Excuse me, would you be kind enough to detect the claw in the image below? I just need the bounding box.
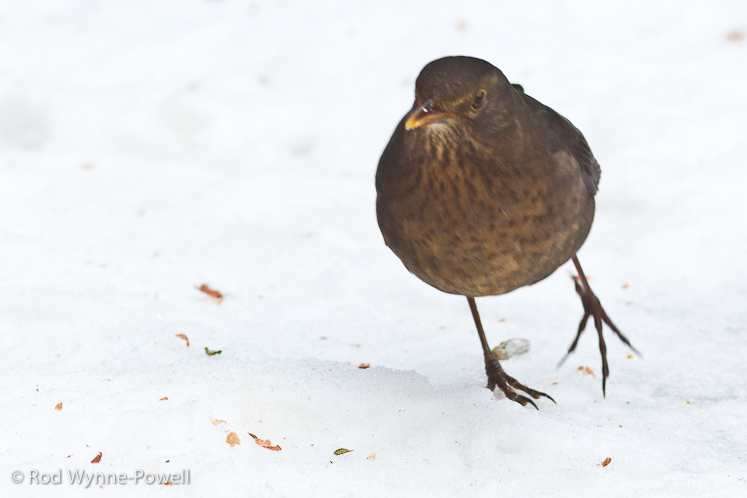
[565,256,639,396]
[485,355,554,409]
[468,296,555,409]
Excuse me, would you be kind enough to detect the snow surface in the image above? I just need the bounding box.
[1,1,746,496]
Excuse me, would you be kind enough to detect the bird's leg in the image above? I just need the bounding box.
[467,297,555,409]
[559,255,640,396]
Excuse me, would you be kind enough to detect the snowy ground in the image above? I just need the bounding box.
[1,1,746,496]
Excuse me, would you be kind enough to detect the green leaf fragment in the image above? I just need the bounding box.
[334,448,353,455]
[205,347,222,356]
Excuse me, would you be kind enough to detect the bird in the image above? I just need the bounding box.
[375,56,637,408]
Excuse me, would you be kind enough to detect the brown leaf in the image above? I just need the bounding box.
[602,457,612,467]
[159,397,168,401]
[334,448,353,455]
[248,433,281,451]
[175,334,190,347]
[358,363,370,369]
[210,418,227,426]
[164,482,173,486]
[196,284,223,302]
[91,452,102,464]
[367,453,376,460]
[55,402,63,411]
[226,432,240,447]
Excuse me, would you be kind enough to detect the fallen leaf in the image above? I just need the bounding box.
[210,418,227,426]
[627,354,634,359]
[91,452,102,464]
[164,482,173,486]
[196,284,223,302]
[602,457,611,467]
[175,334,190,347]
[358,363,370,369]
[334,448,353,455]
[367,454,376,460]
[248,433,281,451]
[55,402,63,411]
[226,432,240,447]
[160,397,168,401]
[205,347,222,356]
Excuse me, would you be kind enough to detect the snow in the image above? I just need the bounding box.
[1,0,746,496]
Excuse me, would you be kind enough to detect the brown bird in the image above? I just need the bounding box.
[375,56,637,408]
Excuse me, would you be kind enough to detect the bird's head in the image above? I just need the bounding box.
[404,56,515,133]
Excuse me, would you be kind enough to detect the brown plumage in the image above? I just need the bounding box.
[376,56,636,407]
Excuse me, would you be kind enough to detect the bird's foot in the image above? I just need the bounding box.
[559,279,640,396]
[485,355,555,409]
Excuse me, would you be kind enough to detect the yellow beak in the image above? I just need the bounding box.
[404,100,456,130]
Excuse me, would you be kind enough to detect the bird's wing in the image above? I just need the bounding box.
[516,91,601,195]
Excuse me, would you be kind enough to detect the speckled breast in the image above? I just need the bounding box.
[376,129,595,297]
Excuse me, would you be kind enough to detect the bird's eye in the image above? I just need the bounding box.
[471,89,487,110]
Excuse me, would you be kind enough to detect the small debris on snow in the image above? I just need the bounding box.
[334,448,353,455]
[196,284,223,303]
[205,347,222,356]
[226,432,240,447]
[248,433,281,451]
[726,29,744,42]
[175,334,190,347]
[91,452,102,464]
[578,366,596,378]
[492,338,530,360]
[55,402,63,411]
